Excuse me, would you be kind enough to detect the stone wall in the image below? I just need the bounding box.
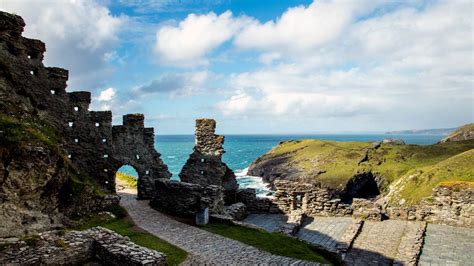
[179,119,238,203]
[150,178,224,217]
[0,11,170,200]
[386,185,474,227]
[0,227,167,265]
[236,188,280,213]
[272,180,352,217]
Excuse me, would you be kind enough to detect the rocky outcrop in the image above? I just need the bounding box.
[179,119,238,203]
[150,178,224,217]
[0,227,167,265]
[382,138,406,145]
[224,202,247,221]
[439,123,474,143]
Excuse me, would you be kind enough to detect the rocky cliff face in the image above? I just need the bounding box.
[440,123,474,143]
[0,11,122,237]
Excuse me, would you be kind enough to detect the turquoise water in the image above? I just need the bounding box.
[120,134,445,196]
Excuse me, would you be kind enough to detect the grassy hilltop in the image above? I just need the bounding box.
[248,131,474,205]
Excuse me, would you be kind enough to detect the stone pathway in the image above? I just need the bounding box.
[297,216,355,253]
[343,220,424,265]
[242,213,288,232]
[118,192,322,265]
[419,224,474,266]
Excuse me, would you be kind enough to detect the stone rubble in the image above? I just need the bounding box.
[0,227,167,265]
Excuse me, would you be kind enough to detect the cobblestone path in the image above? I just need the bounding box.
[419,224,474,266]
[119,192,322,265]
[343,220,423,265]
[297,217,355,253]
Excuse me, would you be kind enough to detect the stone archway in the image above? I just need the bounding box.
[111,114,171,200]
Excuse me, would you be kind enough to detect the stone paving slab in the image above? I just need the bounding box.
[297,216,355,253]
[119,192,322,265]
[343,220,423,265]
[242,213,288,232]
[419,223,474,266]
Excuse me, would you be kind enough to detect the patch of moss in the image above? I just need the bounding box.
[0,114,60,148]
[21,234,40,247]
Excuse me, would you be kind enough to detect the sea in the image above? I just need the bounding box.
[119,134,445,196]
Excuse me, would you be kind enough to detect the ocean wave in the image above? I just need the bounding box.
[236,171,274,198]
[235,167,249,176]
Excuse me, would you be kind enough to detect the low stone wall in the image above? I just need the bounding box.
[272,180,352,217]
[387,185,474,227]
[0,227,167,265]
[236,188,280,213]
[150,178,224,217]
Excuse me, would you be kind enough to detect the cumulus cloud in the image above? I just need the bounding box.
[216,0,474,130]
[98,87,116,102]
[1,0,127,90]
[154,11,253,66]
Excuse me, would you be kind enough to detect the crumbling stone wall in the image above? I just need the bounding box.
[272,180,353,217]
[150,178,224,217]
[0,11,170,200]
[179,119,238,203]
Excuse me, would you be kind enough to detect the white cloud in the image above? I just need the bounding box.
[217,0,474,130]
[1,0,127,90]
[234,0,374,56]
[155,11,253,66]
[98,87,116,102]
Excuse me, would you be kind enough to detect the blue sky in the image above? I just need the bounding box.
[2,0,473,134]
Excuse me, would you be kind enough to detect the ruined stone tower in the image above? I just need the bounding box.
[179,119,238,202]
[0,11,170,200]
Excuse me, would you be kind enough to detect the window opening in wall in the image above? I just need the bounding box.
[68,122,74,127]
[200,170,204,175]
[50,90,56,95]
[136,154,140,160]
[293,193,304,210]
[74,106,79,111]
[95,122,100,127]
[103,154,108,158]
[201,158,205,163]
[145,170,150,175]
[102,138,107,143]
[67,154,71,159]
[74,138,79,143]
[105,181,109,184]
[104,169,108,172]
[27,55,31,59]
[115,165,138,193]
[30,70,34,75]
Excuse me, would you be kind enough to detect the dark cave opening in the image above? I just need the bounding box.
[341,172,380,204]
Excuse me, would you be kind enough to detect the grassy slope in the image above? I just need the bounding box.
[116,172,138,188]
[440,123,474,142]
[390,149,474,205]
[268,139,474,188]
[203,223,333,264]
[74,207,188,265]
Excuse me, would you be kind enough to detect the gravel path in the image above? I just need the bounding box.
[118,191,322,265]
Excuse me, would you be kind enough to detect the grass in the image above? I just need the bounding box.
[263,139,474,191]
[73,206,188,265]
[116,171,138,188]
[202,223,333,264]
[0,114,60,148]
[393,149,474,205]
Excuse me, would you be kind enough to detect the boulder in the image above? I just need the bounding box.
[225,202,247,221]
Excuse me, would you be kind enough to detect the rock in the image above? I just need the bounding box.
[382,138,406,145]
[225,202,247,221]
[351,198,383,221]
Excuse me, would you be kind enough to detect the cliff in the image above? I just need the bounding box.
[439,123,474,143]
[248,138,474,204]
